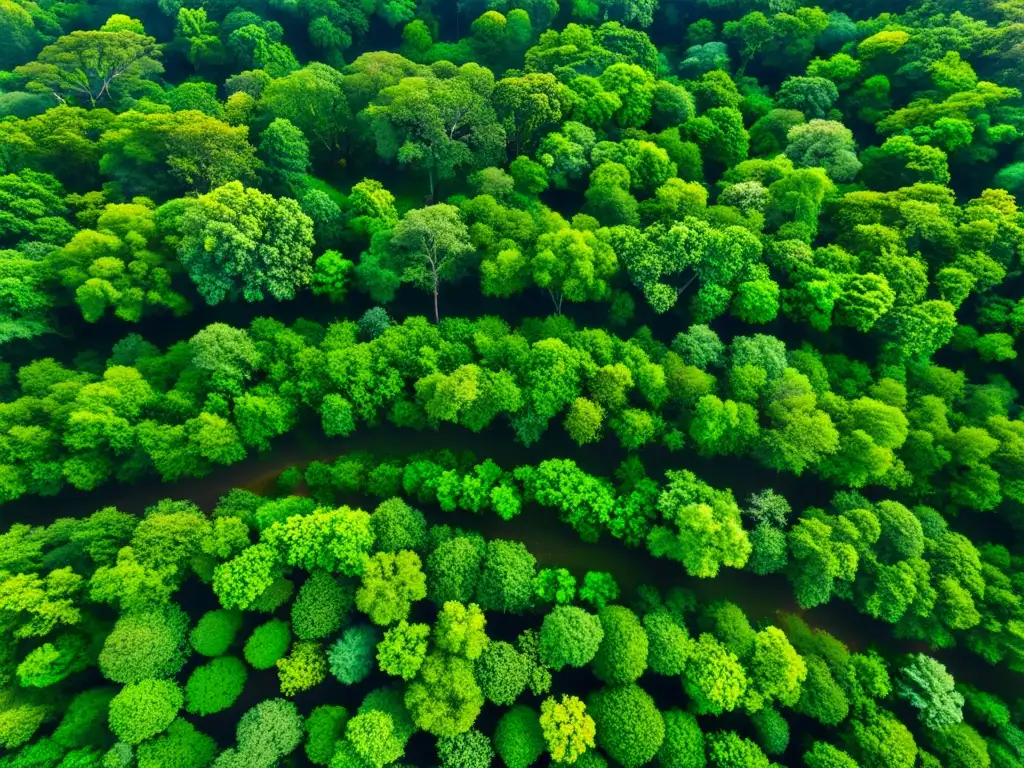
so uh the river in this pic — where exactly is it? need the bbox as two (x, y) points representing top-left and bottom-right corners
(5, 421), (1016, 702)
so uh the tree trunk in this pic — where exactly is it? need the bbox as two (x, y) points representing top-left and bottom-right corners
(434, 275), (440, 324)
(677, 271), (699, 296)
(548, 289), (563, 315)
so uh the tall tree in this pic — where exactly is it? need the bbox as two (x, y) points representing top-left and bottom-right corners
(174, 182), (315, 305)
(363, 65), (505, 198)
(387, 204), (474, 322)
(16, 20), (162, 107)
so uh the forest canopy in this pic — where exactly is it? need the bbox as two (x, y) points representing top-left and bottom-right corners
(0, 0), (1023, 766)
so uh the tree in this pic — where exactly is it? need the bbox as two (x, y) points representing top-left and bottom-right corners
(648, 471), (750, 578)
(731, 272), (779, 324)
(99, 607), (190, 684)
(305, 706), (349, 766)
(376, 620), (429, 680)
(747, 524), (787, 575)
(358, 307), (394, 340)
(804, 742), (859, 768)
(537, 121), (597, 189)
(683, 633), (748, 715)
(405, 652), (484, 738)
(329, 625), (379, 684)
(672, 325), (725, 369)
(750, 109), (806, 156)
(493, 73), (575, 155)
(0, 174), (59, 246)
(534, 568), (577, 605)
(860, 136), (950, 190)
(530, 225), (618, 312)
(243, 619), (291, 670)
(137, 718), (217, 768)
(658, 709), (705, 768)
(276, 640), (327, 696)
(356, 550), (427, 625)
(510, 156), (550, 195)
(743, 489), (791, 528)
(835, 273), (895, 332)
(16, 25), (162, 107)
(260, 65), (350, 156)
(644, 611), (690, 676)
(495, 706), (545, 768)
(593, 605), (648, 684)
(0, 0), (46, 72)
(262, 506), (374, 575)
(225, 21), (297, 76)
(371, 498), (427, 553)
(689, 395), (759, 456)
(231, 698), (303, 767)
(684, 107), (748, 167)
(588, 684), (665, 768)
(896, 654), (965, 730)
(174, 7), (223, 70)
(775, 77), (838, 119)
(784, 120), (860, 182)
(525, 22), (658, 76)
(427, 536), (483, 604)
(976, 333), (1017, 363)
(99, 110), (258, 199)
(52, 688), (115, 750)
(746, 627), (807, 711)
(584, 162), (639, 226)
(0, 689), (49, 750)
(15, 634), (87, 689)
(291, 570), (352, 640)
(345, 179), (399, 242)
(185, 656), (247, 715)
(0, 248), (53, 344)
(643, 178), (708, 224)
(475, 641), (531, 705)
(175, 181), (315, 305)
(794, 655), (849, 726)
(540, 695), (595, 764)
(928, 723), (990, 768)
(364, 66), (505, 198)
(706, 732), (772, 768)
(388, 204), (474, 322)
(259, 118), (310, 196)
(850, 712), (917, 768)
(190, 609), (243, 657)
(651, 80), (696, 127)
(346, 711), (405, 768)
(437, 729), (495, 768)
(540, 606), (604, 670)
(580, 572), (620, 609)
(213, 544), (281, 611)
(875, 500), (924, 564)
(107, 679), (182, 745)
(681, 42), (730, 78)
(51, 199), (188, 324)
(476, 539), (537, 613)
(786, 515), (858, 609)
(758, 368), (839, 475)
(435, 601), (488, 660)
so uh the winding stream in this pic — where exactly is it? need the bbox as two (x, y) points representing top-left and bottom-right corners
(5, 421), (1016, 705)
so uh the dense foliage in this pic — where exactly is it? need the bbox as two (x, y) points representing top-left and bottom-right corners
(1, 0), (1023, 765)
